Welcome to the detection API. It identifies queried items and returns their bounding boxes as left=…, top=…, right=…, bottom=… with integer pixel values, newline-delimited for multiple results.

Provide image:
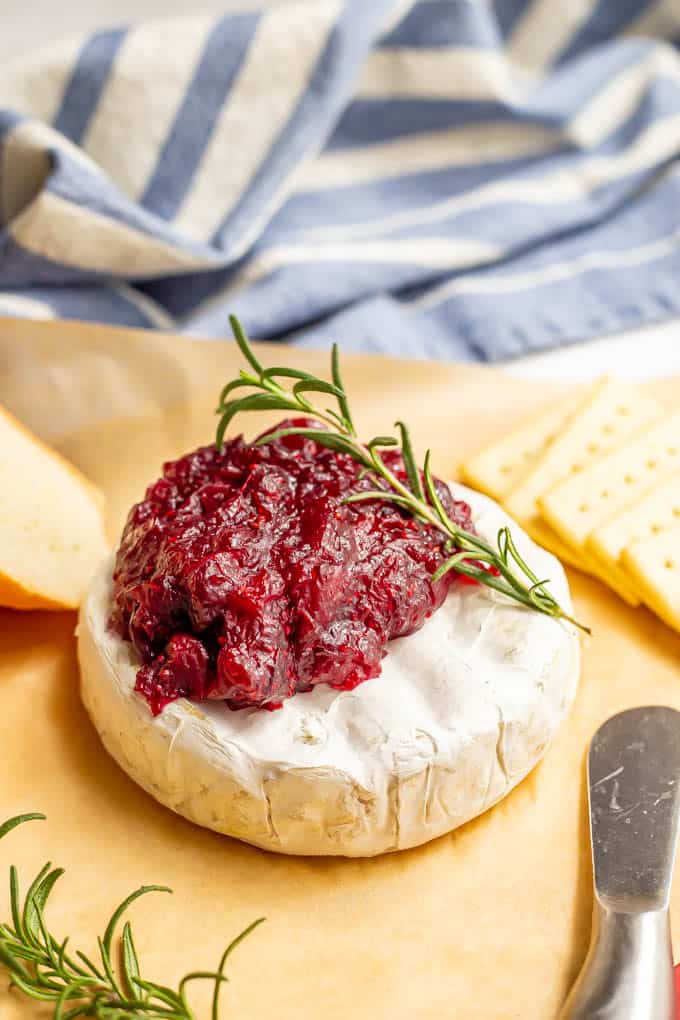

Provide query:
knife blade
left=559, top=706, right=680, bottom=1019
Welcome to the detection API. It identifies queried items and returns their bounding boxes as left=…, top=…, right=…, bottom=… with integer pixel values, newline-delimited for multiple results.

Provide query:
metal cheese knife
left=559, top=706, right=680, bottom=1020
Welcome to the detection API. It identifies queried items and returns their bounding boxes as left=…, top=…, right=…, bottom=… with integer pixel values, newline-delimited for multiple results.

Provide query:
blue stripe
left=270, top=147, right=675, bottom=256
left=326, top=37, right=653, bottom=150
left=0, top=284, right=160, bottom=328
left=294, top=226, right=680, bottom=363
left=374, top=79, right=680, bottom=240
left=597, top=73, right=680, bottom=152
left=293, top=294, right=478, bottom=360
left=2, top=140, right=219, bottom=287
left=140, top=263, right=232, bottom=319
left=328, top=98, right=510, bottom=149
left=53, top=27, right=127, bottom=144
left=141, top=12, right=260, bottom=220
left=181, top=139, right=680, bottom=342
left=528, top=35, right=653, bottom=112
left=459, top=164, right=680, bottom=274
left=378, top=0, right=501, bottom=49
left=272, top=51, right=676, bottom=240
left=184, top=165, right=680, bottom=344
left=420, top=246, right=680, bottom=363
left=0, top=110, right=24, bottom=134
left=380, top=170, right=657, bottom=248
left=490, top=0, right=532, bottom=40
left=262, top=153, right=571, bottom=238
left=186, top=258, right=440, bottom=340
left=0, top=110, right=24, bottom=229
left=44, top=148, right=221, bottom=269
left=211, top=0, right=398, bottom=253
left=411, top=163, right=680, bottom=291
left=0, top=231, right=113, bottom=287
left=555, top=0, right=658, bottom=66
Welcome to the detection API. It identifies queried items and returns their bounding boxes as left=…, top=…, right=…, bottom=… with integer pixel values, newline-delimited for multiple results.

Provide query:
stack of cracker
left=461, top=378, right=680, bottom=633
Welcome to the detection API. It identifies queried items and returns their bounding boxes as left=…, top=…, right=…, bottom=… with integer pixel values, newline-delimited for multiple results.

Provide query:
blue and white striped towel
left=1, top=0, right=680, bottom=361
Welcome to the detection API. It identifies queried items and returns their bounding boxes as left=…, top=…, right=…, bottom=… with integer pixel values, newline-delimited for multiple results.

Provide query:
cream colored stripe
left=174, top=1, right=341, bottom=240
left=190, top=238, right=499, bottom=319
left=10, top=191, right=207, bottom=276
left=414, top=218, right=680, bottom=310
left=625, top=0, right=680, bottom=40
left=359, top=48, right=520, bottom=101
left=1, top=120, right=107, bottom=225
left=241, top=237, right=501, bottom=271
left=12, top=119, right=108, bottom=177
left=0, top=294, right=55, bottom=320
left=0, top=34, right=83, bottom=122
left=81, top=17, right=216, bottom=201
left=379, top=0, right=418, bottom=38
left=569, top=43, right=680, bottom=147
left=295, top=121, right=559, bottom=192
left=507, top=0, right=598, bottom=73
left=296, top=106, right=680, bottom=239
left=1, top=126, right=50, bottom=227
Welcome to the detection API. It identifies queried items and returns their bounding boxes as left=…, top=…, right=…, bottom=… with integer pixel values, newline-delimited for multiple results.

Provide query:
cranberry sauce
left=109, top=419, right=475, bottom=714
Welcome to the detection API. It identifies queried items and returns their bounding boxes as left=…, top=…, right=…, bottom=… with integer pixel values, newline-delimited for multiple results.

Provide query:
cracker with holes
left=504, top=379, right=660, bottom=602
left=538, top=409, right=680, bottom=569
left=459, top=389, right=585, bottom=501
left=621, top=526, right=680, bottom=634
left=587, top=473, right=680, bottom=585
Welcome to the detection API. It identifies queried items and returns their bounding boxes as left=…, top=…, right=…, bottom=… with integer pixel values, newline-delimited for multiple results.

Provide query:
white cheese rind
left=78, top=484, right=580, bottom=857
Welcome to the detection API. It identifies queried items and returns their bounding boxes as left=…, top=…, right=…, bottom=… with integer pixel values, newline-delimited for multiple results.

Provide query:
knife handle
left=558, top=902, right=675, bottom=1019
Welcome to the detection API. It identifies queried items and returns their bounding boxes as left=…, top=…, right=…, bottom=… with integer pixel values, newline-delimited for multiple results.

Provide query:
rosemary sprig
left=0, top=813, right=263, bottom=1019
left=217, top=316, right=589, bottom=634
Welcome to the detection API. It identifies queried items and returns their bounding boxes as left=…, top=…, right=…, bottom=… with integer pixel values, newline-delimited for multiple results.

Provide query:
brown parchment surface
left=0, top=316, right=679, bottom=1020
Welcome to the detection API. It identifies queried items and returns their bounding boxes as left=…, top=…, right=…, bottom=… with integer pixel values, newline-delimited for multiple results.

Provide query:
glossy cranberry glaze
left=109, top=420, right=476, bottom=714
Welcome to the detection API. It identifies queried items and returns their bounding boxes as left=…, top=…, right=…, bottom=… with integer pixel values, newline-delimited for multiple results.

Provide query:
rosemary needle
left=216, top=316, right=589, bottom=635
left=0, top=813, right=263, bottom=1019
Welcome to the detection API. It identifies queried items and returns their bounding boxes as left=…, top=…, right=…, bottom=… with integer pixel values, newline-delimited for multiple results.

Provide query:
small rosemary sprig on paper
left=216, top=316, right=589, bottom=634
left=0, top=813, right=263, bottom=1019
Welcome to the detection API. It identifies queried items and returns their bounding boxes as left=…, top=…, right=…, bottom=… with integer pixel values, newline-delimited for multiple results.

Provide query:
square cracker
left=539, top=407, right=680, bottom=554
left=459, top=389, right=584, bottom=501
left=621, top=526, right=680, bottom=634
left=505, top=378, right=661, bottom=527
left=587, top=472, right=680, bottom=582
left=505, top=378, right=661, bottom=605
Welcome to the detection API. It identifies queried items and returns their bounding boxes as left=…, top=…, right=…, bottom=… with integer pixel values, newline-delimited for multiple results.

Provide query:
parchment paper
left=1, top=316, right=679, bottom=1020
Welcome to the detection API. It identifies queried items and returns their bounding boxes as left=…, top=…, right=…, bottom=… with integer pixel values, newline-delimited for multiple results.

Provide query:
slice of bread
left=0, top=404, right=108, bottom=610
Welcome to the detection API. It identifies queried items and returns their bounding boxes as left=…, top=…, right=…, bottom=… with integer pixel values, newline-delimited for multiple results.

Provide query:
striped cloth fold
left=1, top=0, right=680, bottom=361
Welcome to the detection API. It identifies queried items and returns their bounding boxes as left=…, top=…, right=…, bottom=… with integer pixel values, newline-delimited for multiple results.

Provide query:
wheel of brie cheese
left=79, top=466, right=579, bottom=857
